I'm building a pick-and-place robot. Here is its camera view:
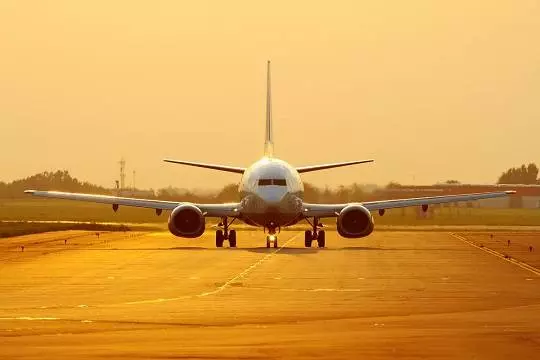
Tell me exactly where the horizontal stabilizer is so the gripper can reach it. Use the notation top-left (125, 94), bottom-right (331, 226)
top-left (296, 160), bottom-right (374, 173)
top-left (163, 159), bottom-right (246, 174)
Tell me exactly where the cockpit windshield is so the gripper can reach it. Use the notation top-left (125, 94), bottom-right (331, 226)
top-left (258, 178), bottom-right (287, 186)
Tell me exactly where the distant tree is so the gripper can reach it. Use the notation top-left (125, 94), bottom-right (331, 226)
top-left (349, 183), bottom-right (365, 201)
top-left (0, 170), bottom-right (109, 198)
top-left (336, 185), bottom-right (349, 203)
top-left (322, 186), bottom-right (333, 203)
top-left (303, 182), bottom-right (320, 202)
top-left (214, 183), bottom-right (239, 202)
top-left (385, 181), bottom-right (402, 189)
top-left (444, 180), bottom-right (461, 184)
top-left (498, 163), bottom-right (539, 184)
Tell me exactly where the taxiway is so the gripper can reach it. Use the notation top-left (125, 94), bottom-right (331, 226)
top-left (1, 230), bottom-right (539, 359)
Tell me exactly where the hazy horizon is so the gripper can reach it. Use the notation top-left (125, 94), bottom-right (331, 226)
top-left (2, 1), bottom-right (539, 190)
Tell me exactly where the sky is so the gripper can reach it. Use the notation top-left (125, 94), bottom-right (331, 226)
top-left (1, 0), bottom-right (539, 190)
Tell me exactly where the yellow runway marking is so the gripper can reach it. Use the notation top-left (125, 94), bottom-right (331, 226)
top-left (124, 233), bottom-right (301, 305)
top-left (452, 233), bottom-right (540, 277)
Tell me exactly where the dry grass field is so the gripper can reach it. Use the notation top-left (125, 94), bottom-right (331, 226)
top-left (1, 198), bottom-right (539, 226)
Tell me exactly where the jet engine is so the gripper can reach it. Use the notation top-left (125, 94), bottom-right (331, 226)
top-left (168, 204), bottom-right (205, 238)
top-left (337, 204), bottom-right (374, 238)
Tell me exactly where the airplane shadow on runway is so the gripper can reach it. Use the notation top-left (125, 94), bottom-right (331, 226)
top-left (77, 246), bottom-right (448, 252)
top-left (242, 246), bottom-right (390, 254)
top-left (84, 246), bottom-right (391, 253)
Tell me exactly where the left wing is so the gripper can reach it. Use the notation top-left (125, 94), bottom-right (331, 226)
top-left (24, 190), bottom-right (240, 217)
top-left (303, 191), bottom-right (515, 217)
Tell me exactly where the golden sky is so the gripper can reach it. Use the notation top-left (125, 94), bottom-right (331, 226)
top-left (1, 0), bottom-right (539, 190)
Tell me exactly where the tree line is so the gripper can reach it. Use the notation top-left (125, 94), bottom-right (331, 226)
top-left (0, 170), bottom-right (374, 202)
top-left (1, 163), bottom-right (537, 201)
top-left (0, 171), bottom-right (109, 198)
top-left (497, 163), bottom-right (539, 185)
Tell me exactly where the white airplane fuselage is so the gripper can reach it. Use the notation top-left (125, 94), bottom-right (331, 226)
top-left (238, 157), bottom-right (304, 232)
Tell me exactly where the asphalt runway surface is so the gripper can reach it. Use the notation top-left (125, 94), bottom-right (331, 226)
top-left (1, 230), bottom-right (539, 359)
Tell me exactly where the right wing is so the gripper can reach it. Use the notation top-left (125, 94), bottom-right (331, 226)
top-left (24, 190), bottom-right (240, 217)
top-left (303, 191), bottom-right (515, 217)
top-left (163, 159), bottom-right (245, 174)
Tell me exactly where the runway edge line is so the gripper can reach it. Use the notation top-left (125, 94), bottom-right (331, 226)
top-left (451, 233), bottom-right (540, 277)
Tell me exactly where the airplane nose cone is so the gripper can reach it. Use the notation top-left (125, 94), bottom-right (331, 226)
top-left (259, 187), bottom-right (287, 204)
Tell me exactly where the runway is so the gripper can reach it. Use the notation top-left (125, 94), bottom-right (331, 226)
top-left (1, 230), bottom-right (539, 359)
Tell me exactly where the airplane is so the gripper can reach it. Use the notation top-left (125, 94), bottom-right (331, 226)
top-left (25, 61), bottom-right (515, 249)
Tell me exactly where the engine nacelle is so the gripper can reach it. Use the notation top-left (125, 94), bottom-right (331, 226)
top-left (168, 204), bottom-right (205, 238)
top-left (337, 204), bottom-right (374, 238)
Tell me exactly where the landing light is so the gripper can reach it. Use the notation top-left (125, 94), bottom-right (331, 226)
top-left (269, 235), bottom-right (276, 241)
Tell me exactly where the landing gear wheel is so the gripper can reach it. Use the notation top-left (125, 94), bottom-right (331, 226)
top-left (216, 230), bottom-right (224, 248)
top-left (317, 230), bottom-right (326, 248)
top-left (304, 230), bottom-right (312, 247)
top-left (229, 230), bottom-right (237, 248)
top-left (273, 237), bottom-right (278, 248)
top-left (266, 238), bottom-right (271, 248)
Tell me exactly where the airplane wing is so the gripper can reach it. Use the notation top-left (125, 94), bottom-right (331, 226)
top-left (296, 160), bottom-right (374, 173)
top-left (302, 191), bottom-right (515, 217)
top-left (163, 159), bottom-right (245, 174)
top-left (24, 190), bottom-right (240, 217)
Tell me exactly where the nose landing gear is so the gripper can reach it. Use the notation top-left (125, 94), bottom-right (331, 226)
top-left (215, 217), bottom-right (237, 248)
top-left (304, 217), bottom-right (325, 248)
top-left (265, 225), bottom-right (279, 248)
top-left (265, 234), bottom-right (278, 248)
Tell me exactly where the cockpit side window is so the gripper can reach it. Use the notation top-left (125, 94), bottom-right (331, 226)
top-left (258, 178), bottom-right (287, 186)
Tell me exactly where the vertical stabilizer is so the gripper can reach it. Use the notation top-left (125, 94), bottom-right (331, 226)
top-left (264, 61), bottom-right (274, 157)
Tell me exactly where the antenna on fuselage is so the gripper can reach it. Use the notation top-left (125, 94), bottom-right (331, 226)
top-left (264, 60), bottom-right (274, 157)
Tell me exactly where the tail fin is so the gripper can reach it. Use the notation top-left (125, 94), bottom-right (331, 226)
top-left (264, 60), bottom-right (274, 157)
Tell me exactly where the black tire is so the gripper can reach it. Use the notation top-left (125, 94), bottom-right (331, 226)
top-left (304, 230), bottom-right (312, 247)
top-left (266, 238), bottom-right (271, 248)
top-left (229, 230), bottom-right (237, 248)
top-left (216, 230), bottom-right (224, 248)
top-left (273, 238), bottom-right (278, 248)
top-left (317, 230), bottom-right (326, 248)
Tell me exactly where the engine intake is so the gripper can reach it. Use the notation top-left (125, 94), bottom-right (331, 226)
top-left (337, 204), bottom-right (374, 238)
top-left (168, 204), bottom-right (205, 238)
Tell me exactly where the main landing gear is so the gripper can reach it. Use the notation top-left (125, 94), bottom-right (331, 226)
top-left (304, 217), bottom-right (325, 248)
top-left (215, 217), bottom-right (237, 248)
